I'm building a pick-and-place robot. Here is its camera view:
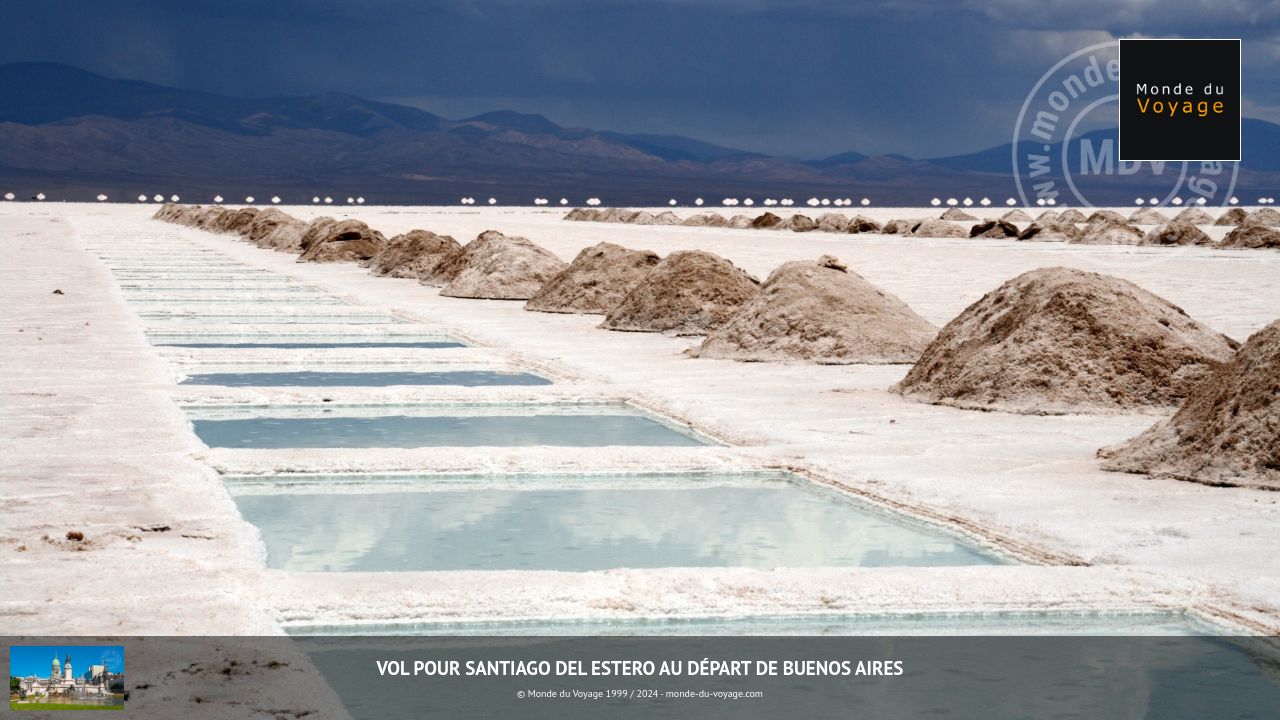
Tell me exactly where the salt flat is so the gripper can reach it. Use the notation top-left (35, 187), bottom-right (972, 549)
top-left (3, 203), bottom-right (1279, 635)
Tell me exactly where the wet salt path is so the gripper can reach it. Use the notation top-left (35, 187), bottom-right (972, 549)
top-left (180, 370), bottom-right (551, 387)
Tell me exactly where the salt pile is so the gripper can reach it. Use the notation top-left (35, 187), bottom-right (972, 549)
top-left (969, 219), bottom-right (1019, 238)
top-left (1000, 209), bottom-right (1033, 223)
top-left (564, 208), bottom-right (600, 222)
top-left (1244, 208), bottom-right (1280, 226)
top-left (601, 250), bottom-right (759, 334)
top-left (1141, 220), bottom-right (1213, 247)
top-left (779, 214), bottom-right (817, 232)
top-left (892, 267), bottom-right (1237, 414)
top-left (1221, 224), bottom-right (1280, 249)
top-left (1056, 209), bottom-right (1087, 224)
top-left (940, 208), bottom-right (977, 221)
top-left (1172, 208), bottom-right (1213, 225)
top-left (1071, 215), bottom-right (1141, 245)
top-left (365, 229), bottom-right (462, 278)
top-left (750, 212), bottom-right (783, 229)
top-left (439, 230), bottom-right (567, 300)
top-left (1214, 208), bottom-right (1248, 226)
top-left (910, 219), bottom-right (967, 238)
top-left (815, 213), bottom-right (851, 232)
top-left (598, 208), bottom-right (640, 223)
top-left (298, 218), bottom-right (386, 263)
top-left (1128, 208), bottom-right (1169, 225)
top-left (692, 256), bottom-right (936, 364)
top-left (682, 213), bottom-right (728, 227)
top-left (1100, 319), bottom-right (1279, 489)
top-left (727, 214), bottom-right (754, 229)
top-left (525, 242), bottom-right (660, 314)
top-left (847, 215), bottom-right (882, 233)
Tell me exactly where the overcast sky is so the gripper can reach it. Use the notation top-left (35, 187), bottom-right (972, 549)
top-left (2, 0), bottom-right (1276, 157)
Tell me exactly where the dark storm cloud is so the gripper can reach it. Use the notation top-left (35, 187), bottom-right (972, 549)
top-left (0, 1), bottom-right (1275, 157)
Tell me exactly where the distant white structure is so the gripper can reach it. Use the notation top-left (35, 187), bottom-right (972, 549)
top-left (245, 196), bottom-right (255, 204)
top-left (346, 197), bottom-right (354, 204)
top-left (861, 198), bottom-right (870, 206)
top-left (488, 197), bottom-right (497, 205)
top-left (962, 197), bottom-right (973, 206)
top-left (1172, 197), bottom-right (1183, 205)
top-left (3, 192), bottom-right (13, 201)
top-left (764, 198), bottom-right (777, 206)
top-left (820, 198), bottom-right (831, 206)
top-left (36, 192), bottom-right (46, 201)
top-left (1229, 196), bottom-right (1239, 205)
top-left (324, 196), bottom-right (333, 204)
top-left (1005, 197), bottom-right (1016, 206)
top-left (806, 198), bottom-right (820, 207)
top-left (669, 199), bottom-right (677, 206)
top-left (1035, 198), bottom-right (1046, 206)
top-left (1148, 196), bottom-right (1159, 205)
top-left (153, 194), bottom-right (164, 202)
top-left (137, 194), bottom-right (148, 202)
top-left (357, 197), bottom-right (365, 204)
top-left (586, 197), bottom-right (602, 206)
top-left (780, 198), bottom-right (794, 206)
top-left (743, 198), bottom-right (754, 206)
top-left (930, 197), bottom-right (941, 206)
top-left (1195, 197), bottom-right (1207, 205)
top-left (96, 194), bottom-right (108, 202)
top-left (1135, 197), bottom-right (1144, 205)
top-left (312, 196), bottom-right (321, 203)
top-left (1046, 198), bottom-right (1057, 206)
top-left (694, 197), bottom-right (704, 206)
top-left (271, 196), bottom-right (281, 204)
top-left (979, 197), bottom-right (990, 206)
top-left (946, 198), bottom-right (957, 206)
top-left (170, 195), bottom-right (180, 202)
top-left (723, 198), bottom-right (739, 206)
top-left (560, 198), bottom-right (569, 205)
top-left (214, 195), bottom-right (224, 203)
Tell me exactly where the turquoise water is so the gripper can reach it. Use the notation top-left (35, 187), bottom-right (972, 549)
top-left (181, 370), bottom-right (551, 387)
top-left (138, 312), bottom-right (402, 324)
top-left (193, 411), bottom-right (707, 448)
top-left (149, 332), bottom-right (466, 349)
top-left (230, 472), bottom-right (1002, 572)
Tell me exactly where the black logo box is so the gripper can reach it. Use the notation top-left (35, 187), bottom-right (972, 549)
top-left (1119, 38), bottom-right (1241, 162)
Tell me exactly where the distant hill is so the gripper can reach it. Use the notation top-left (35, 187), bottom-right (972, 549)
top-left (0, 62), bottom-right (1276, 204)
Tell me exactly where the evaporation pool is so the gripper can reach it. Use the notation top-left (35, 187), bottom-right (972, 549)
top-left (149, 332), bottom-right (466, 349)
top-left (187, 403), bottom-right (709, 448)
top-left (226, 472), bottom-right (1003, 571)
top-left (180, 370), bottom-right (551, 387)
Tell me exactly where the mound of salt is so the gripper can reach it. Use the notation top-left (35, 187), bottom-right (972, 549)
top-left (366, 229), bottom-right (462, 278)
top-left (847, 215), bottom-right (882, 233)
top-left (1099, 319), bottom-right (1278, 489)
top-left (525, 242), bottom-right (660, 314)
top-left (750, 212), bottom-right (783, 229)
top-left (298, 218), bottom-right (386, 263)
top-left (911, 218), bottom-right (967, 238)
top-left (1056, 208), bottom-right (1086, 223)
top-left (940, 207), bottom-right (977, 221)
top-left (1244, 208), bottom-right (1280, 226)
top-left (1034, 210), bottom-right (1061, 225)
top-left (780, 214), bottom-right (818, 232)
top-left (601, 250), bottom-right (759, 334)
top-left (1128, 208), bottom-right (1170, 225)
top-left (214, 207), bottom-right (261, 234)
top-left (692, 257), bottom-right (936, 364)
top-left (1221, 224), bottom-right (1280, 249)
top-left (1019, 222), bottom-right (1079, 242)
top-left (597, 208), bottom-right (640, 223)
top-left (1214, 208), bottom-right (1248, 226)
top-left (727, 214), bottom-right (754, 229)
top-left (1071, 214), bottom-right (1142, 244)
top-left (816, 213), bottom-right (851, 232)
top-left (1141, 220), bottom-right (1213, 246)
top-left (650, 211), bottom-right (682, 225)
top-left (243, 209), bottom-right (294, 242)
top-left (969, 219), bottom-right (1019, 238)
top-left (438, 230), bottom-right (567, 300)
top-left (564, 208), bottom-right (600, 222)
top-left (629, 211), bottom-right (658, 225)
top-left (1172, 207), bottom-right (1213, 225)
top-left (891, 267), bottom-right (1237, 414)
top-left (683, 213), bottom-right (728, 227)
top-left (258, 218), bottom-right (307, 252)
top-left (1085, 210), bottom-right (1127, 226)
top-left (882, 219), bottom-right (923, 234)
top-left (1000, 209), bottom-right (1033, 223)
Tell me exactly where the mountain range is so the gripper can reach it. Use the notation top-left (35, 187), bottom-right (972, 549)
top-left (1, 62), bottom-right (1276, 204)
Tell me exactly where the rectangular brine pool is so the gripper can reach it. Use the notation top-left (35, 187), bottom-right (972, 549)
top-left (225, 471), bottom-right (1004, 571)
top-left (149, 332), bottom-right (467, 349)
top-left (137, 311), bottom-right (404, 324)
top-left (180, 369), bottom-right (551, 387)
top-left (186, 402), bottom-right (712, 448)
